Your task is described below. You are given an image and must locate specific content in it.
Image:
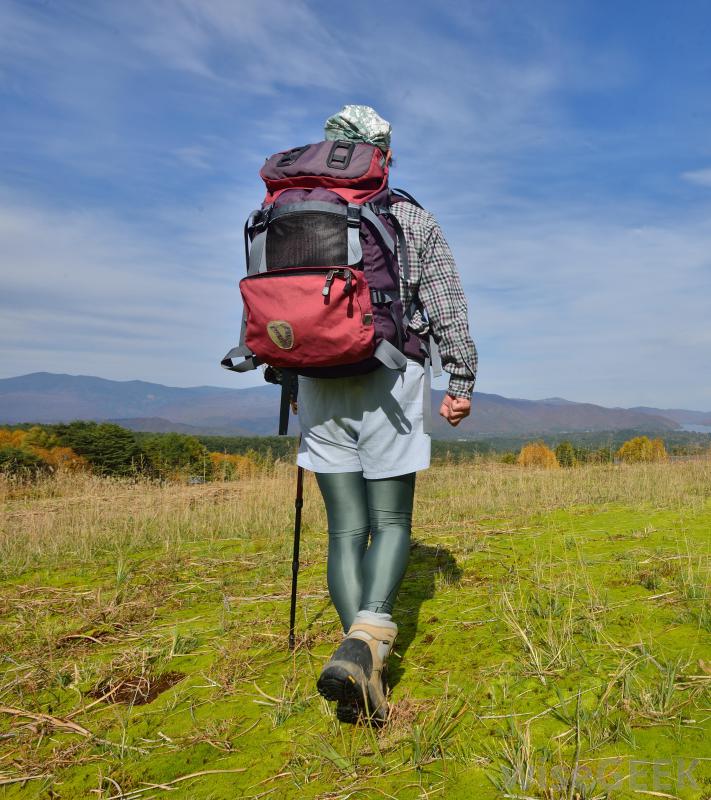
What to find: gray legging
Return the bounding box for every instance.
[315,471,416,631]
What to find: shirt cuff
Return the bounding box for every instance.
[447,376,474,399]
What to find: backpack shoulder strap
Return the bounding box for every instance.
[390,187,424,208]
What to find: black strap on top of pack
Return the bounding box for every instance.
[327,140,356,169]
[277,144,310,167]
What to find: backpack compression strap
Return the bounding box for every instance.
[221,204,276,373]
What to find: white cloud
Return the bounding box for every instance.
[118,0,359,92]
[0,0,623,163]
[173,144,215,170]
[681,168,711,187]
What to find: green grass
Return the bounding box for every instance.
[1,461,710,799]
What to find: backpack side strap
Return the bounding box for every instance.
[374,340,407,371]
[221,207,274,372]
[420,337,442,435]
[221,346,260,372]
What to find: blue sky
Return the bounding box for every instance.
[1,0,710,409]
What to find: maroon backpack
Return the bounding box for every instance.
[221,139,434,431]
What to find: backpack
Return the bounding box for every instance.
[221,139,438,433]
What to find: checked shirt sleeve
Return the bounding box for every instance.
[418,219,478,399]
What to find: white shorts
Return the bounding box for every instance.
[296,359,431,480]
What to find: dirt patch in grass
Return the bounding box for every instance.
[89,670,185,705]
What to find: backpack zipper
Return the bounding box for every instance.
[323,268,352,297]
[322,270,336,296]
[244,266,355,299]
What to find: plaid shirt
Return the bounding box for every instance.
[390,202,478,399]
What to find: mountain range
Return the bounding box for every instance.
[1,372,708,439]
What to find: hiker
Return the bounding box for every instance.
[295,106,478,725]
[221,103,477,725]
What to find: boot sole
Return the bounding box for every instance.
[317,661,367,708]
[335,699,361,724]
[317,660,388,726]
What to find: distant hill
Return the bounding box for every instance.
[630,406,711,427]
[0,372,692,439]
[0,372,278,435]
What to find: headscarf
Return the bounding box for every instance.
[324,105,391,153]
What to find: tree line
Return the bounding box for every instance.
[0,423,268,480]
[2,422,706,480]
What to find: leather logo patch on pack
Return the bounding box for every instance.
[266,320,294,350]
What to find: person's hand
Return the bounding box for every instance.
[439,394,471,427]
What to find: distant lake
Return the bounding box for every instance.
[680,423,711,433]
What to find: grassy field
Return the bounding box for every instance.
[1,459,710,799]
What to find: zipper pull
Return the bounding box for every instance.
[343,269,353,294]
[322,269,336,297]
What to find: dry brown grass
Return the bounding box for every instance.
[1,457,709,577]
[420,455,711,514]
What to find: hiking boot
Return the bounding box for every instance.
[317,619,397,726]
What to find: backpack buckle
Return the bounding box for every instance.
[346,204,361,227]
[251,204,273,232]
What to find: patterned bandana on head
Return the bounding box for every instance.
[324,105,392,153]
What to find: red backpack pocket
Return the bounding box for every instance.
[240,267,376,369]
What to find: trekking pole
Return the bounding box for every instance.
[288,461,304,651]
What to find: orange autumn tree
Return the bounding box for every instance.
[209,452,259,480]
[616,436,667,463]
[0,427,87,473]
[0,429,27,448]
[28,445,87,471]
[517,441,560,469]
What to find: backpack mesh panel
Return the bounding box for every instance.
[266,212,347,269]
